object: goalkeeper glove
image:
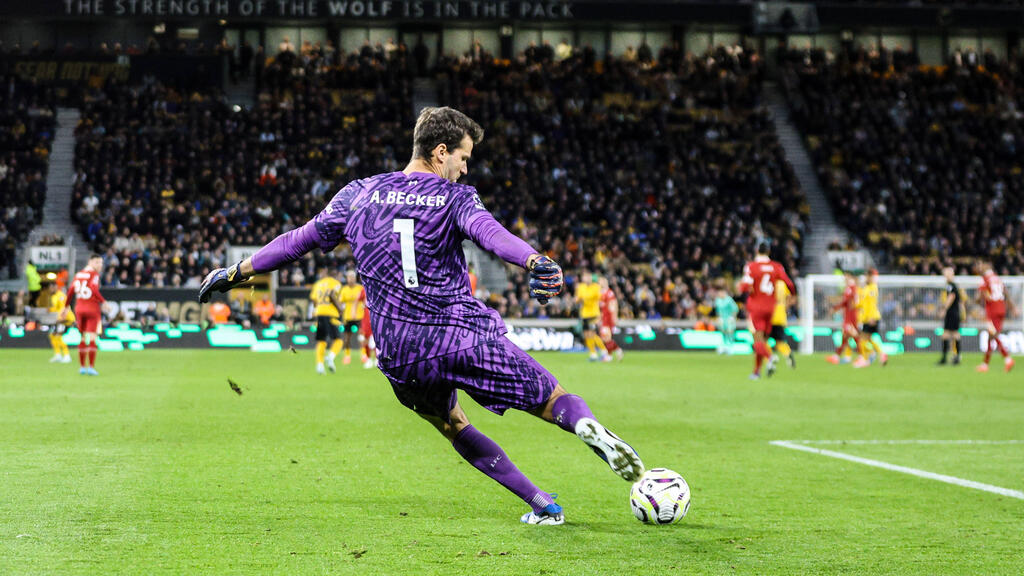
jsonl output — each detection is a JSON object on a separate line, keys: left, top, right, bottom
{"left": 528, "top": 255, "right": 563, "bottom": 305}
{"left": 198, "top": 261, "right": 249, "bottom": 303}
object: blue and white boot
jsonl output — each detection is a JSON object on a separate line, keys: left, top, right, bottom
{"left": 574, "top": 418, "right": 645, "bottom": 482}
{"left": 521, "top": 497, "right": 564, "bottom": 525}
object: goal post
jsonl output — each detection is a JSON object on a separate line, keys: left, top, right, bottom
{"left": 799, "top": 275, "right": 1024, "bottom": 355}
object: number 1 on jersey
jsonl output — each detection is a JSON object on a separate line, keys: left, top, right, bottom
{"left": 393, "top": 218, "right": 420, "bottom": 288}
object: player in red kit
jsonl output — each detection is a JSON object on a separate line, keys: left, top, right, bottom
{"left": 976, "top": 264, "right": 1016, "bottom": 373}
{"left": 67, "top": 254, "right": 106, "bottom": 376}
{"left": 827, "top": 271, "right": 865, "bottom": 367}
{"left": 738, "top": 243, "right": 796, "bottom": 380}
{"left": 597, "top": 276, "right": 624, "bottom": 361}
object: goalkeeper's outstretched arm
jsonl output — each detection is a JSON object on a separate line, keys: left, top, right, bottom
{"left": 200, "top": 181, "right": 357, "bottom": 303}
{"left": 458, "top": 206, "right": 563, "bottom": 304}
{"left": 199, "top": 221, "right": 322, "bottom": 303}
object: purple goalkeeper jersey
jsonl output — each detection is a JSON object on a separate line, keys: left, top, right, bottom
{"left": 251, "top": 171, "right": 537, "bottom": 368}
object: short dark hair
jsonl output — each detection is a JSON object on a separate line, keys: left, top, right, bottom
{"left": 757, "top": 242, "right": 770, "bottom": 256}
{"left": 412, "top": 107, "right": 484, "bottom": 160}
{"left": 89, "top": 253, "right": 102, "bottom": 260}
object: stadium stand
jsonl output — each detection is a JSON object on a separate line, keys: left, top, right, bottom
{"left": 437, "top": 44, "right": 807, "bottom": 319}
{"left": 0, "top": 73, "right": 55, "bottom": 280}
{"left": 782, "top": 46, "right": 1024, "bottom": 275}
{"left": 70, "top": 46, "right": 412, "bottom": 288}
{"left": 62, "top": 41, "right": 807, "bottom": 320}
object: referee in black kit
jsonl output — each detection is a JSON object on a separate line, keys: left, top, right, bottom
{"left": 938, "top": 267, "right": 966, "bottom": 366}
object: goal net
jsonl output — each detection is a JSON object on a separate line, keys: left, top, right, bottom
{"left": 798, "top": 275, "right": 1024, "bottom": 355}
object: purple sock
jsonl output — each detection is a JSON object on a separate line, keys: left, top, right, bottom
{"left": 451, "top": 425, "right": 553, "bottom": 513}
{"left": 550, "top": 394, "right": 596, "bottom": 434}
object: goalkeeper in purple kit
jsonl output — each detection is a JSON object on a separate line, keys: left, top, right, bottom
{"left": 200, "top": 107, "right": 644, "bottom": 525}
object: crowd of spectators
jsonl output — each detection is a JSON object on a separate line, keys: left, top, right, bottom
{"left": 257, "top": 36, "right": 414, "bottom": 107}
{"left": 0, "top": 74, "right": 55, "bottom": 279}
{"left": 70, "top": 44, "right": 411, "bottom": 289}
{"left": 437, "top": 43, "right": 806, "bottom": 320}
{"left": 65, "top": 42, "right": 807, "bottom": 322}
{"left": 783, "top": 45, "right": 1024, "bottom": 275}
{"left": 35, "top": 234, "right": 65, "bottom": 246}
{"left": 10, "top": 32, "right": 1024, "bottom": 330}
{"left": 257, "top": 35, "right": 430, "bottom": 90}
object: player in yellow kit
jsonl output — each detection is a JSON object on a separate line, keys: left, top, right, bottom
{"left": 339, "top": 270, "right": 365, "bottom": 365}
{"left": 576, "top": 271, "right": 610, "bottom": 362}
{"left": 767, "top": 278, "right": 797, "bottom": 375}
{"left": 43, "top": 276, "right": 74, "bottom": 363}
{"left": 310, "top": 268, "right": 345, "bottom": 374}
{"left": 856, "top": 269, "right": 887, "bottom": 367}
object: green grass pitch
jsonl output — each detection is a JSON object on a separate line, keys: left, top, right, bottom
{"left": 1, "top": 349, "right": 1022, "bottom": 575}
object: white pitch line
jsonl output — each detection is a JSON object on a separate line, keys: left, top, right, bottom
{"left": 770, "top": 440, "right": 1024, "bottom": 500}
{"left": 788, "top": 439, "right": 1024, "bottom": 446}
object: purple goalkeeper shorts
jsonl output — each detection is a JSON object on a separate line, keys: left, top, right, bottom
{"left": 378, "top": 337, "right": 559, "bottom": 422}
